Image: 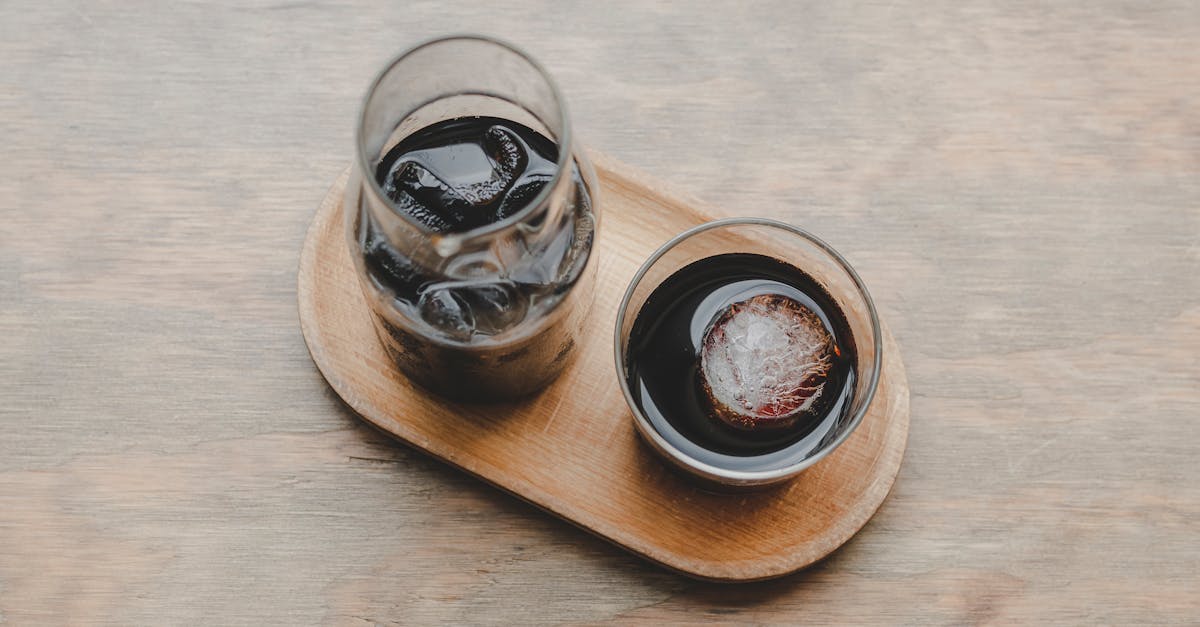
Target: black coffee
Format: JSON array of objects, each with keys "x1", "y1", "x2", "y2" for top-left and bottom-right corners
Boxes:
[
  {"x1": 356, "y1": 116, "x2": 594, "y2": 400},
  {"x1": 375, "y1": 116, "x2": 558, "y2": 233},
  {"x1": 625, "y1": 253, "x2": 857, "y2": 470},
  {"x1": 362, "y1": 116, "x2": 578, "y2": 323}
]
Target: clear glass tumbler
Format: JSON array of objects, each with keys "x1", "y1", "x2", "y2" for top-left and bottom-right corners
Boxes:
[
  {"x1": 345, "y1": 36, "x2": 598, "y2": 401},
  {"x1": 614, "y1": 219, "x2": 881, "y2": 489}
]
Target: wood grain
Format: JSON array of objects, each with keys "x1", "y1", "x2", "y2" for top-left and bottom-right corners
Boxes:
[
  {"x1": 1, "y1": 0, "x2": 1198, "y2": 623},
  {"x1": 298, "y1": 157, "x2": 910, "y2": 581}
]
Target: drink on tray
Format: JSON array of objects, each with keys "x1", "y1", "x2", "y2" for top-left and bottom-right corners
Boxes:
[
  {"x1": 625, "y1": 253, "x2": 857, "y2": 466},
  {"x1": 615, "y1": 220, "x2": 882, "y2": 488},
  {"x1": 346, "y1": 37, "x2": 597, "y2": 401}
]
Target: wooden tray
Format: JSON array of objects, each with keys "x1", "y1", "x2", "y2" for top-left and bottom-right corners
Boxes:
[{"x1": 298, "y1": 153, "x2": 910, "y2": 582}]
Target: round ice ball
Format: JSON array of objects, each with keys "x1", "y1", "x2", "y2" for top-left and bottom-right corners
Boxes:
[{"x1": 699, "y1": 293, "x2": 837, "y2": 431}]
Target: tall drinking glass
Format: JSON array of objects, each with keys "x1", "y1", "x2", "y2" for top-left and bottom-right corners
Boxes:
[{"x1": 345, "y1": 36, "x2": 598, "y2": 401}]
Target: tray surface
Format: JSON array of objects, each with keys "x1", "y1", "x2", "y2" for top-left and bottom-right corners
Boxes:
[{"x1": 298, "y1": 153, "x2": 910, "y2": 581}]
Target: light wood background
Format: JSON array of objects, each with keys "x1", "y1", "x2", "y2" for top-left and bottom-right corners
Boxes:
[{"x1": 2, "y1": 0, "x2": 1197, "y2": 624}]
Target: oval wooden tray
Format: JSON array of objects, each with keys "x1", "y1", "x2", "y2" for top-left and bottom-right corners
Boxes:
[{"x1": 298, "y1": 153, "x2": 910, "y2": 582}]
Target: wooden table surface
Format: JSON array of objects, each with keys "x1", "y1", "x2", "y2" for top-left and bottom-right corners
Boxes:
[{"x1": 2, "y1": 1, "x2": 1197, "y2": 624}]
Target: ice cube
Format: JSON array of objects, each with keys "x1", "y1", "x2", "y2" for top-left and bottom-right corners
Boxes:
[
  {"x1": 506, "y1": 209, "x2": 573, "y2": 289},
  {"x1": 417, "y1": 284, "x2": 474, "y2": 342},
  {"x1": 418, "y1": 279, "x2": 529, "y2": 341},
  {"x1": 381, "y1": 161, "x2": 466, "y2": 232},
  {"x1": 485, "y1": 125, "x2": 524, "y2": 175},
  {"x1": 444, "y1": 125, "x2": 525, "y2": 208},
  {"x1": 362, "y1": 221, "x2": 420, "y2": 289},
  {"x1": 699, "y1": 293, "x2": 835, "y2": 431},
  {"x1": 496, "y1": 174, "x2": 552, "y2": 221}
]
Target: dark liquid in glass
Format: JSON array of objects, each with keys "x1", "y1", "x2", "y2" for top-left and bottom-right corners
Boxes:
[
  {"x1": 374, "y1": 116, "x2": 560, "y2": 234},
  {"x1": 625, "y1": 253, "x2": 857, "y2": 471},
  {"x1": 356, "y1": 116, "x2": 593, "y2": 400}
]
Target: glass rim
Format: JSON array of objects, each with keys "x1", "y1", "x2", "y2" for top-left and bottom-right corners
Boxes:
[
  {"x1": 354, "y1": 34, "x2": 575, "y2": 250},
  {"x1": 612, "y1": 217, "x2": 883, "y2": 486}
]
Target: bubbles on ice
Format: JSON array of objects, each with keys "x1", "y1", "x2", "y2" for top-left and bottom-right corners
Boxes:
[
  {"x1": 497, "y1": 174, "x2": 553, "y2": 221},
  {"x1": 473, "y1": 125, "x2": 524, "y2": 201},
  {"x1": 382, "y1": 161, "x2": 465, "y2": 232},
  {"x1": 699, "y1": 293, "x2": 835, "y2": 431},
  {"x1": 418, "y1": 279, "x2": 530, "y2": 342},
  {"x1": 381, "y1": 125, "x2": 531, "y2": 232}
]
